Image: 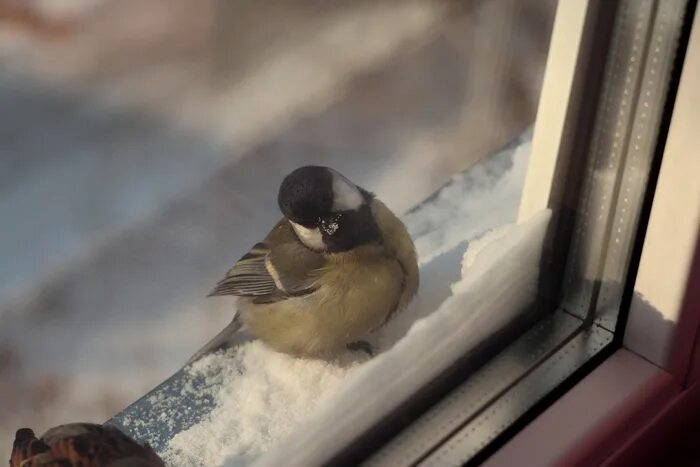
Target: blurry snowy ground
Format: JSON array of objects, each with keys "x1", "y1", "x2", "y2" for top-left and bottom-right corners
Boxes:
[{"x1": 0, "y1": 0, "x2": 555, "y2": 461}]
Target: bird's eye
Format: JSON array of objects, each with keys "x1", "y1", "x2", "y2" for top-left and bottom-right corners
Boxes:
[{"x1": 319, "y1": 214, "x2": 341, "y2": 235}]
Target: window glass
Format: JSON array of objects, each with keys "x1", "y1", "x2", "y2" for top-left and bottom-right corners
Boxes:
[{"x1": 1, "y1": 1, "x2": 570, "y2": 465}]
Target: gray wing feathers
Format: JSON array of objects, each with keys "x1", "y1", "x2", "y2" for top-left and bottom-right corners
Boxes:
[
  {"x1": 207, "y1": 243, "x2": 277, "y2": 297},
  {"x1": 207, "y1": 236, "x2": 325, "y2": 301}
]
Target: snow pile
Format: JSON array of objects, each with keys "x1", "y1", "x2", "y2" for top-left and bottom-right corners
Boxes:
[
  {"x1": 162, "y1": 345, "x2": 368, "y2": 466},
  {"x1": 403, "y1": 128, "x2": 531, "y2": 263},
  {"x1": 148, "y1": 134, "x2": 532, "y2": 466}
]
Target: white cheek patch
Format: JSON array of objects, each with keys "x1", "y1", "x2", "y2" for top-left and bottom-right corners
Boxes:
[
  {"x1": 331, "y1": 172, "x2": 363, "y2": 211},
  {"x1": 290, "y1": 221, "x2": 326, "y2": 250}
]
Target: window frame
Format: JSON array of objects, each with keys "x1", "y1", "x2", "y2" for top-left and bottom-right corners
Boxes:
[{"x1": 485, "y1": 2, "x2": 700, "y2": 465}]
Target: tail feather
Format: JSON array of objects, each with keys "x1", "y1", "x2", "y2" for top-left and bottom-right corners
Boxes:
[{"x1": 185, "y1": 313, "x2": 251, "y2": 366}]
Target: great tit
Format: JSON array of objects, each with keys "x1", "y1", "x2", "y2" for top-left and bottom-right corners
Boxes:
[{"x1": 188, "y1": 166, "x2": 418, "y2": 362}]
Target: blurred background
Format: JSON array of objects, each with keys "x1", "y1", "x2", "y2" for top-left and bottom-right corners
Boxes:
[{"x1": 0, "y1": 0, "x2": 555, "y2": 458}]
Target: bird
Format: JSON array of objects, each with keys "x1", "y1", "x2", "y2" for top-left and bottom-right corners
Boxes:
[
  {"x1": 188, "y1": 165, "x2": 419, "y2": 363},
  {"x1": 9, "y1": 423, "x2": 164, "y2": 467}
]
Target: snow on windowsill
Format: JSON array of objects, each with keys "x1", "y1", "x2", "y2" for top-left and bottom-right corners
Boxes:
[{"x1": 156, "y1": 130, "x2": 536, "y2": 467}]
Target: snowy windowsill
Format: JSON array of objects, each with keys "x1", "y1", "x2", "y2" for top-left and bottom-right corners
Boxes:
[{"x1": 108, "y1": 130, "x2": 549, "y2": 467}]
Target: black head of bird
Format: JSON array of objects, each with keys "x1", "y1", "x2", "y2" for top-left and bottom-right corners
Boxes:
[{"x1": 277, "y1": 165, "x2": 380, "y2": 252}]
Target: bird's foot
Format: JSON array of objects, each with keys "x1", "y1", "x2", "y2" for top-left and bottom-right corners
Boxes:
[{"x1": 347, "y1": 340, "x2": 374, "y2": 357}]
